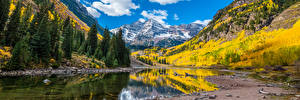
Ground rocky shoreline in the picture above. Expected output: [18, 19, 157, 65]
[0, 57, 148, 76]
[0, 67, 142, 76]
[163, 72, 299, 100]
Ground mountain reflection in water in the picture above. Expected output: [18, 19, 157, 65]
[0, 68, 222, 100]
[122, 68, 219, 99]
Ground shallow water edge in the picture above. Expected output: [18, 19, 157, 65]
[0, 67, 143, 76]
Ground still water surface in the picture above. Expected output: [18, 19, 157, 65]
[0, 68, 231, 100]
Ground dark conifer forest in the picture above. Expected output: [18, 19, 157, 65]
[0, 0, 130, 71]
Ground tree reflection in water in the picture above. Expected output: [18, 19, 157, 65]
[130, 68, 218, 94]
[0, 73, 130, 100]
[0, 68, 222, 100]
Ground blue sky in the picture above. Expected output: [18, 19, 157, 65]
[79, 0, 233, 29]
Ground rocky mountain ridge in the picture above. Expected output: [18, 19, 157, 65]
[111, 19, 205, 49]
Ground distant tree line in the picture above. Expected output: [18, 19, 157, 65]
[136, 55, 168, 66]
[136, 56, 154, 66]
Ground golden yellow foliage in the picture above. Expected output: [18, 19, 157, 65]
[228, 3, 249, 13]
[97, 34, 103, 40]
[131, 51, 139, 56]
[50, 0, 90, 32]
[20, 7, 26, 18]
[130, 68, 218, 94]
[213, 17, 232, 30]
[28, 14, 34, 22]
[48, 11, 55, 20]
[136, 19, 300, 68]
[9, 0, 16, 16]
[0, 48, 12, 58]
[71, 53, 105, 68]
[0, 47, 12, 67]
[49, 59, 56, 63]
[95, 64, 101, 69]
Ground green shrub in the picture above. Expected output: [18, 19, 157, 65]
[51, 63, 59, 69]
[221, 52, 240, 66]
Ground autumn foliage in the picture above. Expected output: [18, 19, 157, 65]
[133, 19, 300, 68]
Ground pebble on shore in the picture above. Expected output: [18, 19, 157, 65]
[225, 94, 232, 97]
[209, 95, 217, 99]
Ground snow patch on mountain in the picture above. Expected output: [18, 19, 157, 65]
[111, 19, 205, 48]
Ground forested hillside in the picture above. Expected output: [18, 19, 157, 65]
[0, 0, 130, 71]
[133, 0, 300, 68]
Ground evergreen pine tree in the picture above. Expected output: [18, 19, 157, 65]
[22, 33, 32, 66]
[6, 39, 31, 70]
[19, 5, 32, 38]
[105, 35, 117, 67]
[50, 13, 60, 58]
[73, 30, 80, 51]
[0, 0, 10, 32]
[63, 17, 70, 28]
[5, 2, 22, 46]
[78, 40, 87, 54]
[30, 30, 41, 63]
[6, 41, 24, 70]
[105, 51, 113, 67]
[77, 30, 85, 54]
[88, 24, 98, 55]
[86, 46, 91, 56]
[28, 5, 45, 36]
[30, 7, 50, 65]
[113, 59, 119, 67]
[78, 25, 98, 56]
[116, 28, 130, 66]
[116, 29, 124, 65]
[79, 31, 85, 46]
[94, 45, 103, 60]
[39, 18, 51, 64]
[62, 17, 73, 59]
[101, 28, 111, 58]
[124, 48, 131, 66]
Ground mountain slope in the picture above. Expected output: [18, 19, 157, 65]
[111, 19, 205, 49]
[49, 0, 90, 32]
[10, 0, 91, 33]
[133, 0, 300, 68]
[59, 0, 104, 33]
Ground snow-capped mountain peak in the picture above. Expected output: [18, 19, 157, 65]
[111, 19, 205, 49]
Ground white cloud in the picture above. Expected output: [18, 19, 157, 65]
[86, 7, 101, 18]
[82, 4, 87, 7]
[193, 19, 212, 25]
[149, 0, 184, 5]
[138, 18, 146, 23]
[141, 10, 169, 27]
[82, 0, 92, 5]
[92, 0, 139, 16]
[174, 14, 179, 20]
